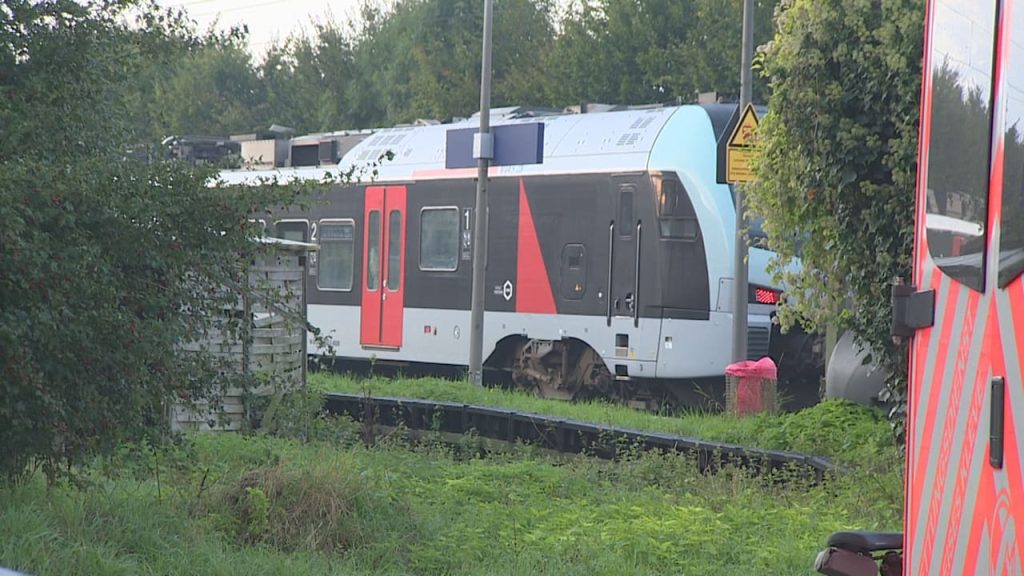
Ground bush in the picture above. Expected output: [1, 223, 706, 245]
[0, 1, 300, 481]
[749, 0, 925, 437]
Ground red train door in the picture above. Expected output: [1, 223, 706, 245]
[360, 186, 406, 348]
[906, 1, 1024, 573]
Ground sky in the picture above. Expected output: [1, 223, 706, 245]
[154, 0, 368, 56]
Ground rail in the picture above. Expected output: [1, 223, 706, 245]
[322, 392, 835, 481]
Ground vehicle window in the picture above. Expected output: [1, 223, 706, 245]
[387, 210, 402, 291]
[657, 177, 701, 241]
[275, 221, 307, 243]
[923, 0, 998, 291]
[420, 207, 459, 271]
[618, 188, 635, 238]
[367, 211, 381, 290]
[317, 221, 354, 291]
[1000, 3, 1024, 287]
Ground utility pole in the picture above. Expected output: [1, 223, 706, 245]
[731, 0, 754, 363]
[468, 0, 494, 386]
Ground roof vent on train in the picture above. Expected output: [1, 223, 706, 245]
[230, 125, 294, 169]
[288, 130, 374, 167]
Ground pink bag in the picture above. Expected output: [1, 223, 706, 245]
[725, 357, 778, 415]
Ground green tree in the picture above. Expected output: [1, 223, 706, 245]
[261, 21, 357, 134]
[0, 0, 300, 481]
[545, 0, 778, 107]
[151, 40, 266, 136]
[746, 0, 924, 430]
[308, 0, 558, 128]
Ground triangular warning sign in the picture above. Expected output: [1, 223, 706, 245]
[728, 103, 760, 147]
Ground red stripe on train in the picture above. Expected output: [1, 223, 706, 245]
[515, 178, 557, 314]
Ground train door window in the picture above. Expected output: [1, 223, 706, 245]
[560, 243, 587, 300]
[923, 0, 998, 291]
[367, 211, 381, 290]
[618, 187, 635, 238]
[386, 210, 402, 291]
[317, 220, 354, 291]
[275, 220, 308, 242]
[420, 207, 459, 271]
[1000, 2, 1024, 287]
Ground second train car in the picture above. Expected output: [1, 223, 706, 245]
[220, 103, 817, 406]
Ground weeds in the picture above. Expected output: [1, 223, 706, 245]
[0, 376, 903, 576]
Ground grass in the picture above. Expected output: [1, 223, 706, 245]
[0, 434, 902, 576]
[312, 372, 895, 464]
[0, 379, 904, 576]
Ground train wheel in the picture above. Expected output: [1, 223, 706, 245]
[510, 339, 613, 402]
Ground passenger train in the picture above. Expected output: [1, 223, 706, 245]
[218, 103, 819, 406]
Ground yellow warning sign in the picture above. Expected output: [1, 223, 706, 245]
[726, 103, 761, 183]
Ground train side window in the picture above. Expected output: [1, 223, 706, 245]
[420, 207, 459, 271]
[317, 220, 354, 291]
[386, 210, 402, 291]
[1000, 3, 1024, 287]
[275, 220, 308, 242]
[560, 243, 587, 300]
[367, 211, 381, 291]
[923, 0, 998, 291]
[618, 187, 635, 238]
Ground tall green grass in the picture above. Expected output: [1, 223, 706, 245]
[0, 378, 904, 576]
[0, 428, 902, 576]
[313, 372, 895, 463]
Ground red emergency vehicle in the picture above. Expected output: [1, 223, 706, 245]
[904, 0, 1024, 573]
[818, 1, 1023, 574]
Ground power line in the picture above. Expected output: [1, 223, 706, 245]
[191, 0, 297, 18]
[171, 0, 222, 8]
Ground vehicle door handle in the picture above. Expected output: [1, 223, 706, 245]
[991, 377, 1005, 469]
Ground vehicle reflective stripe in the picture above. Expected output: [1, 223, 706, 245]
[1001, 281, 1024, 475]
[950, 375, 999, 573]
[910, 276, 970, 574]
[919, 288, 982, 575]
[909, 268, 952, 538]
[1009, 278, 1024, 408]
[912, 268, 949, 473]
[942, 293, 996, 573]
[959, 287, 1024, 575]
[908, 3, 938, 564]
[906, 264, 942, 568]
[934, 292, 989, 575]
[963, 423, 1023, 575]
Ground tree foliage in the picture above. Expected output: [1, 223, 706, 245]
[139, 0, 781, 133]
[0, 0, 301, 481]
[747, 0, 924, 428]
[545, 0, 777, 106]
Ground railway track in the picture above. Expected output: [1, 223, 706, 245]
[322, 392, 835, 482]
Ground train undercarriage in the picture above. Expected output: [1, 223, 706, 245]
[485, 329, 824, 411]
